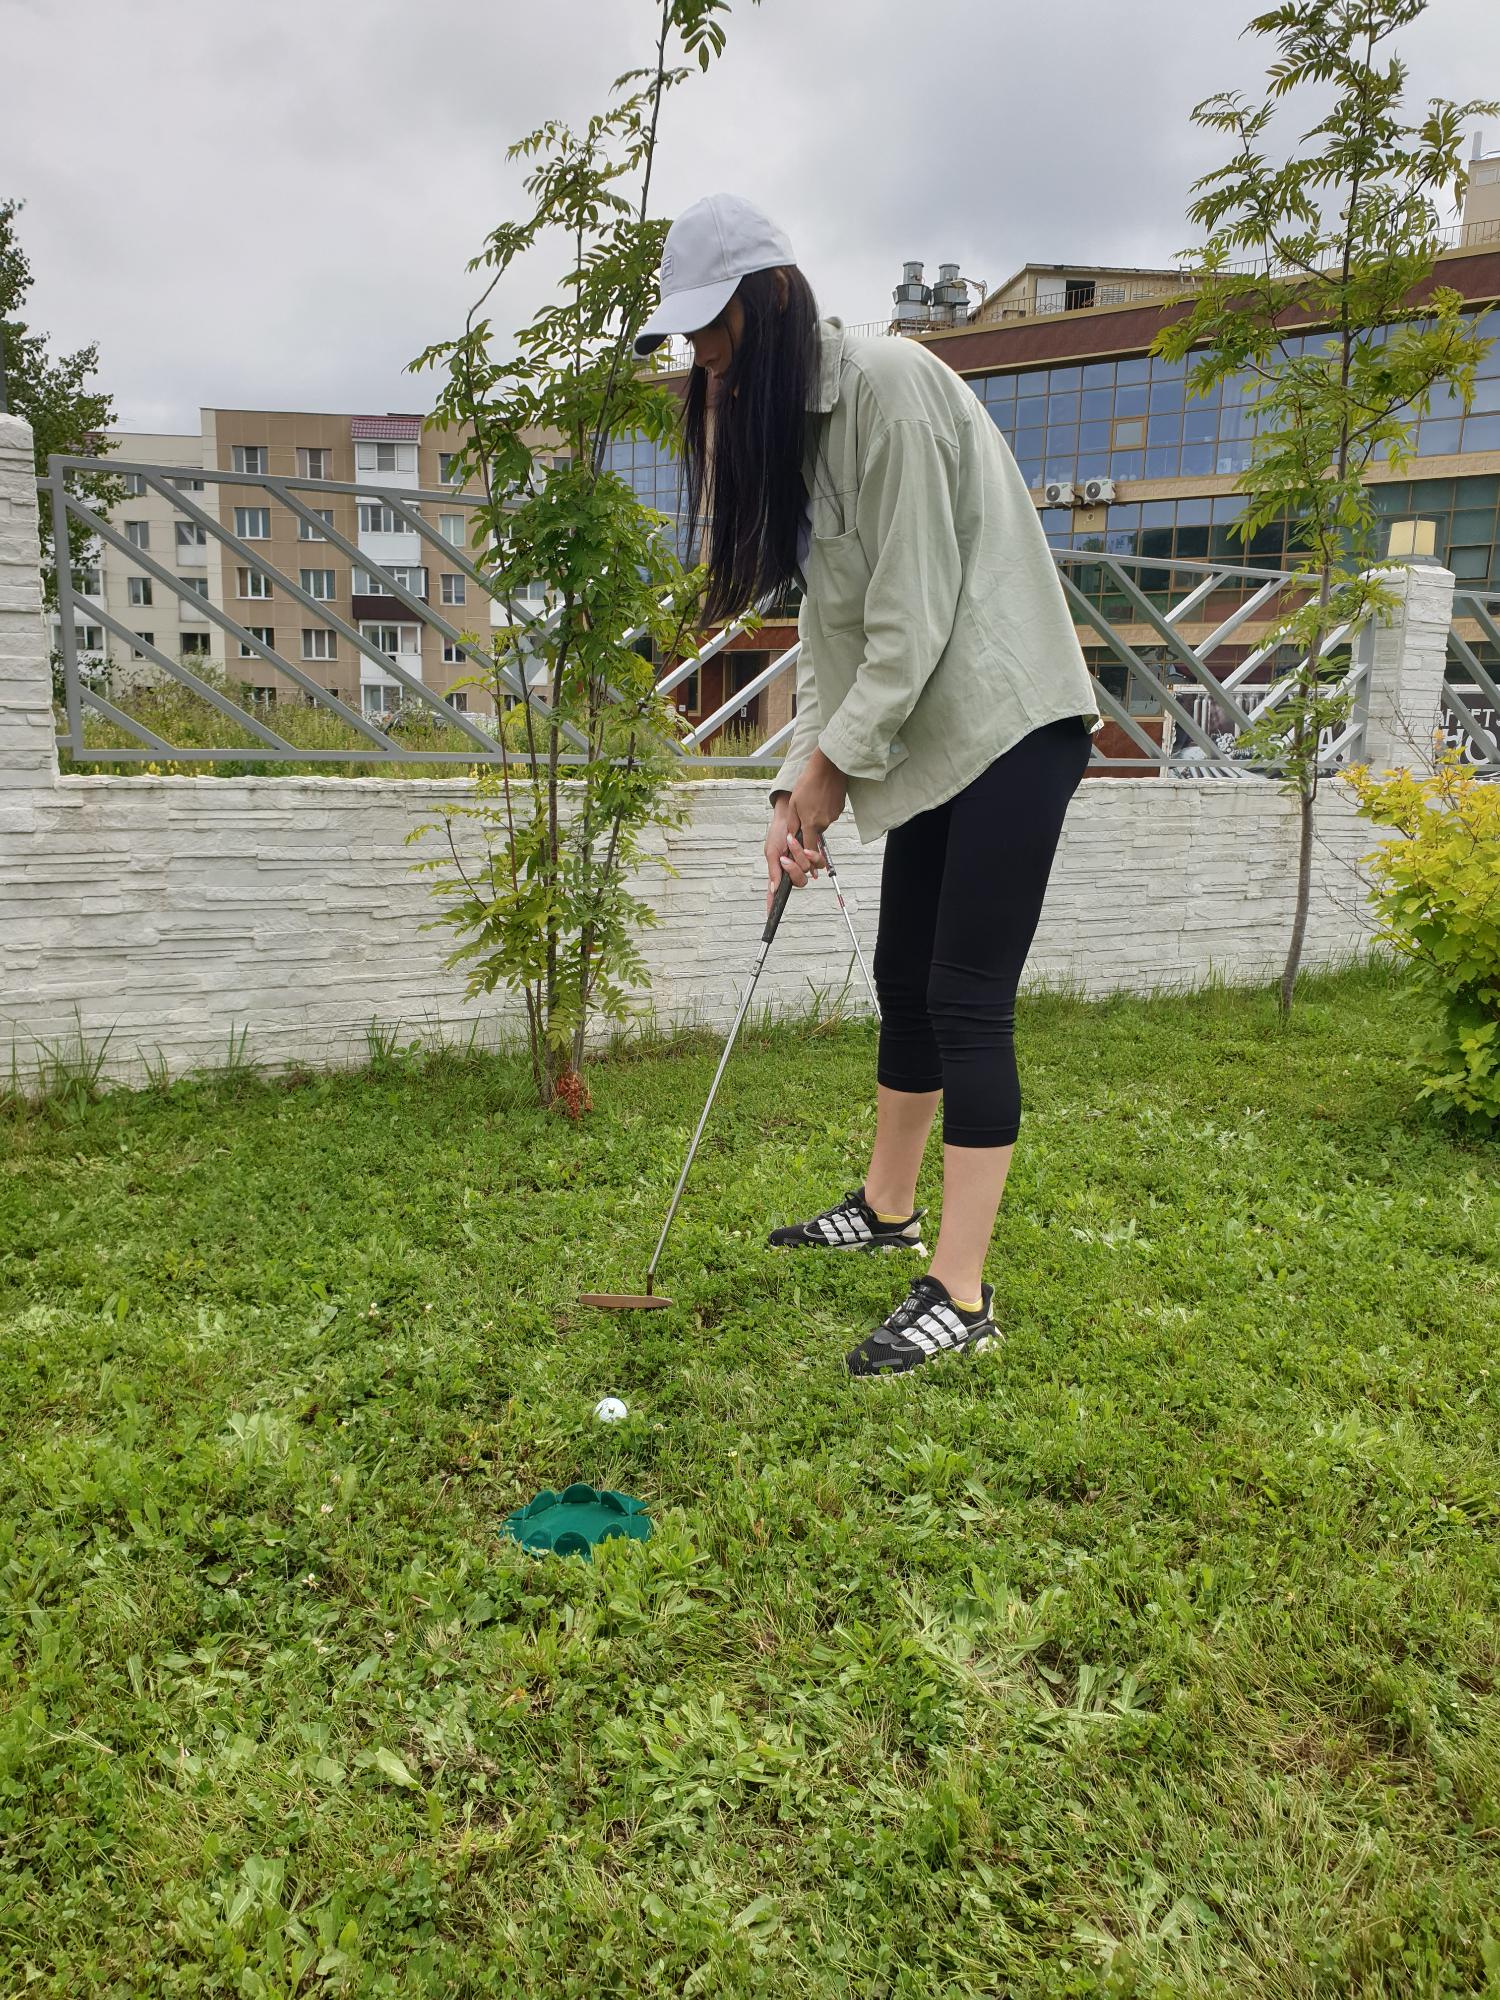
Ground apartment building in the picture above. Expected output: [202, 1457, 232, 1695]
[72, 412, 563, 717]
[200, 408, 562, 719]
[59, 430, 212, 674]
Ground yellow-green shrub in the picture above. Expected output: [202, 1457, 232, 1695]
[1346, 750, 1500, 1128]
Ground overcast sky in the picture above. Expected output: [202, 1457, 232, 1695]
[3, 0, 1498, 436]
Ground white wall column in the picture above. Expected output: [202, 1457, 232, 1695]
[0, 413, 58, 815]
[1354, 560, 1457, 775]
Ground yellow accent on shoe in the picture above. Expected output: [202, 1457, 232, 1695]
[872, 1210, 910, 1225]
[951, 1295, 983, 1314]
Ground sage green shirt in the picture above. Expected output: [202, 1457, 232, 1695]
[770, 317, 1102, 842]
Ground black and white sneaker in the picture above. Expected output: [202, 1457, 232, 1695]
[846, 1275, 997, 1378]
[768, 1187, 927, 1255]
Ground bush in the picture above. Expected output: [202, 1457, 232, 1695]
[1346, 750, 1500, 1128]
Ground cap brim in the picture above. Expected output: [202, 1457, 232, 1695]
[633, 276, 740, 358]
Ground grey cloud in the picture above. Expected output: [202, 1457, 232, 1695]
[1, 0, 1495, 432]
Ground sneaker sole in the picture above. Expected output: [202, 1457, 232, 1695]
[769, 1238, 928, 1256]
[848, 1328, 1000, 1379]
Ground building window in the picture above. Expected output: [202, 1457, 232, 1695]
[73, 566, 102, 596]
[128, 577, 153, 607]
[442, 639, 467, 664]
[131, 633, 155, 659]
[441, 572, 465, 605]
[302, 629, 338, 660]
[123, 472, 147, 496]
[359, 622, 420, 657]
[237, 567, 273, 599]
[125, 520, 150, 549]
[232, 445, 268, 474]
[357, 502, 412, 535]
[182, 631, 211, 656]
[171, 475, 206, 493]
[176, 522, 208, 554]
[361, 683, 396, 718]
[353, 564, 427, 598]
[238, 626, 275, 658]
[300, 568, 336, 599]
[673, 669, 700, 714]
[297, 446, 330, 480]
[235, 507, 270, 540]
[355, 442, 414, 475]
[182, 575, 210, 601]
[299, 509, 334, 541]
[1111, 415, 1147, 451]
[245, 686, 277, 707]
[77, 625, 104, 652]
[439, 512, 465, 546]
[439, 451, 462, 484]
[446, 689, 468, 712]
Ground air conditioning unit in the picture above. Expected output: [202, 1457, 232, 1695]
[1043, 480, 1076, 507]
[1081, 477, 1117, 505]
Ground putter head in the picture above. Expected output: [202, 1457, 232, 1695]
[579, 1292, 674, 1311]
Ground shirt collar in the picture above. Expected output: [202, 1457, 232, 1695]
[807, 316, 846, 414]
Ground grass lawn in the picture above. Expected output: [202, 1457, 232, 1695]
[2, 961, 1498, 1998]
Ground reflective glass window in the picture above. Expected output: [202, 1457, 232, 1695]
[1047, 392, 1081, 425]
[1425, 382, 1468, 420]
[1114, 384, 1149, 419]
[1175, 524, 1210, 559]
[1080, 421, 1111, 452]
[1447, 546, 1492, 580]
[1076, 450, 1111, 480]
[1017, 395, 1047, 428]
[1412, 478, 1456, 507]
[1147, 412, 1183, 445]
[1144, 445, 1179, 478]
[1049, 366, 1083, 393]
[1462, 413, 1500, 452]
[1456, 474, 1499, 506]
[1417, 419, 1463, 456]
[1179, 443, 1217, 477]
[1081, 361, 1115, 388]
[1451, 507, 1497, 542]
[1149, 380, 1185, 413]
[1081, 389, 1114, 422]
[1469, 377, 1500, 413]
[1141, 501, 1176, 527]
[1183, 407, 1218, 444]
[1217, 443, 1254, 475]
[1115, 356, 1151, 385]
[1112, 415, 1147, 450]
[1108, 452, 1144, 482]
[1150, 353, 1186, 378]
[1015, 426, 1046, 459]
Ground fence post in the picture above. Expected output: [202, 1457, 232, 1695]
[0, 413, 57, 805]
[1351, 559, 1456, 775]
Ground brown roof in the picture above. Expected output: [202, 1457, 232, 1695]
[350, 415, 424, 441]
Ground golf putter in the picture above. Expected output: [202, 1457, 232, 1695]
[580, 865, 797, 1310]
[818, 833, 880, 1019]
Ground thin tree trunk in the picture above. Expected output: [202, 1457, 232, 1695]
[1281, 768, 1316, 1016]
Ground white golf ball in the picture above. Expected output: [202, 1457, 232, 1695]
[593, 1397, 628, 1423]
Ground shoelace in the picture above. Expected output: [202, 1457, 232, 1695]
[887, 1276, 950, 1332]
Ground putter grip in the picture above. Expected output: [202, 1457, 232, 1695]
[762, 866, 795, 943]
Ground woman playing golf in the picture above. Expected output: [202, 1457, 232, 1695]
[635, 194, 1101, 1379]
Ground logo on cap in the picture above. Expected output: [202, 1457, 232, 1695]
[661, 251, 675, 282]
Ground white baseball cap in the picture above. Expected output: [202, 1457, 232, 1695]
[634, 193, 795, 357]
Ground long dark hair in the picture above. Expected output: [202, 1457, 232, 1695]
[680, 265, 820, 628]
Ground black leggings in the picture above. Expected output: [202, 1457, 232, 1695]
[874, 715, 1091, 1148]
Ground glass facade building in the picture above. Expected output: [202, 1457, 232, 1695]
[609, 307, 1500, 588]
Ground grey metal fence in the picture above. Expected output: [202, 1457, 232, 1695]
[1444, 586, 1500, 773]
[44, 452, 1375, 777]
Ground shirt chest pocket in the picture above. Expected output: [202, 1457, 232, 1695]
[806, 524, 870, 635]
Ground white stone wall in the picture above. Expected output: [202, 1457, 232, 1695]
[0, 411, 1435, 1088]
[0, 767, 1383, 1085]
